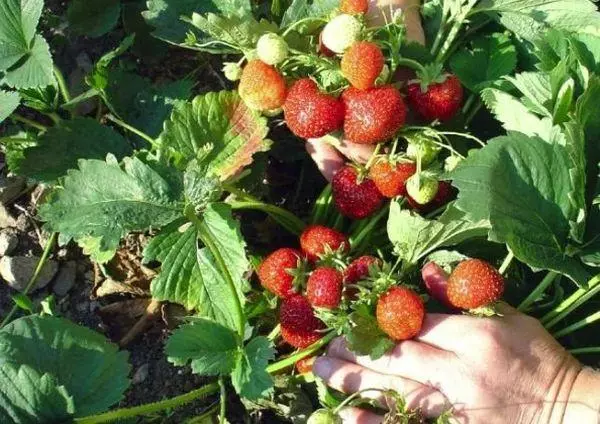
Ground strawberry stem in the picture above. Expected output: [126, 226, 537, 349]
[106, 114, 159, 149]
[364, 143, 382, 170]
[349, 204, 390, 252]
[266, 331, 336, 373]
[517, 272, 559, 312]
[395, 57, 427, 76]
[552, 310, 600, 339]
[498, 251, 514, 275]
[311, 184, 333, 225]
[219, 377, 227, 423]
[569, 347, 600, 355]
[541, 273, 600, 329]
[9, 114, 48, 132]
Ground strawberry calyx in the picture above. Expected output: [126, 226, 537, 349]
[410, 63, 447, 92]
[287, 256, 310, 293]
[467, 303, 504, 317]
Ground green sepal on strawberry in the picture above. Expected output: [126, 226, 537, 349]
[257, 248, 307, 298]
[406, 63, 464, 122]
[332, 165, 384, 219]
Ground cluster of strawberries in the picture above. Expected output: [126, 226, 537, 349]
[235, 0, 463, 221]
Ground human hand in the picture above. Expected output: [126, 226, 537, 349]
[313, 264, 600, 423]
[307, 0, 425, 182]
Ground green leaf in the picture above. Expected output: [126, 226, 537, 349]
[281, 0, 337, 28]
[449, 33, 517, 92]
[387, 201, 490, 267]
[142, 0, 251, 45]
[3, 34, 54, 89]
[166, 318, 240, 375]
[39, 156, 184, 263]
[0, 90, 19, 124]
[231, 337, 274, 400]
[10, 117, 133, 182]
[145, 204, 249, 330]
[104, 68, 193, 145]
[346, 309, 394, 360]
[158, 91, 270, 180]
[19, 85, 58, 113]
[481, 88, 556, 140]
[505, 72, 553, 117]
[562, 121, 587, 243]
[0, 315, 130, 418]
[190, 13, 278, 53]
[0, 364, 74, 424]
[67, 0, 121, 37]
[449, 133, 591, 286]
[0, 0, 43, 70]
[475, 0, 600, 42]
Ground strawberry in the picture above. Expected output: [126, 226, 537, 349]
[222, 62, 242, 82]
[256, 33, 289, 65]
[405, 135, 441, 166]
[318, 32, 336, 57]
[321, 14, 362, 54]
[447, 259, 504, 309]
[407, 180, 456, 214]
[332, 166, 384, 219]
[296, 356, 316, 374]
[344, 255, 381, 285]
[300, 225, 349, 262]
[307, 267, 344, 309]
[407, 74, 464, 122]
[368, 160, 416, 198]
[284, 79, 345, 139]
[342, 85, 406, 144]
[280, 294, 324, 348]
[341, 41, 384, 90]
[257, 248, 303, 298]
[340, 0, 369, 15]
[405, 174, 439, 205]
[376, 286, 425, 341]
[239, 60, 287, 112]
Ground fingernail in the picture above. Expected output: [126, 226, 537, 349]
[313, 357, 332, 379]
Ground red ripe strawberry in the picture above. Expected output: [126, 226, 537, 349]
[284, 78, 345, 139]
[239, 60, 287, 112]
[447, 259, 504, 309]
[307, 267, 344, 309]
[368, 160, 416, 198]
[300, 225, 349, 262]
[332, 166, 384, 220]
[376, 286, 425, 341]
[257, 248, 303, 298]
[407, 180, 456, 214]
[342, 85, 406, 144]
[280, 294, 324, 348]
[407, 74, 463, 122]
[295, 356, 316, 374]
[340, 0, 369, 14]
[344, 255, 381, 284]
[341, 41, 384, 90]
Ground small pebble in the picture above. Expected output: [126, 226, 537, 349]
[53, 261, 77, 297]
[0, 229, 18, 256]
[0, 256, 58, 292]
[132, 363, 150, 384]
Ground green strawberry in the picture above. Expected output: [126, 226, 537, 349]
[307, 409, 342, 424]
[222, 62, 243, 81]
[321, 14, 362, 54]
[445, 155, 462, 172]
[256, 33, 289, 65]
[406, 174, 439, 205]
[406, 135, 441, 166]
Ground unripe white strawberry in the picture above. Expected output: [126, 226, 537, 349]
[406, 174, 439, 205]
[321, 14, 362, 54]
[445, 155, 462, 172]
[406, 137, 441, 166]
[222, 62, 243, 81]
[256, 33, 289, 65]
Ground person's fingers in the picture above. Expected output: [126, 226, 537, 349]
[421, 262, 452, 307]
[338, 407, 383, 424]
[326, 337, 454, 389]
[306, 138, 345, 182]
[367, 0, 426, 45]
[336, 139, 376, 164]
[313, 356, 449, 417]
[416, 313, 483, 352]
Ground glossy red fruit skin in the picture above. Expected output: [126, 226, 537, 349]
[340, 0, 369, 14]
[284, 79, 345, 139]
[369, 161, 417, 198]
[332, 166, 384, 220]
[239, 60, 287, 111]
[341, 41, 384, 90]
[447, 259, 505, 309]
[407, 75, 464, 122]
[296, 356, 316, 374]
[280, 295, 324, 348]
[307, 267, 344, 309]
[407, 181, 456, 214]
[376, 286, 425, 341]
[257, 248, 302, 298]
[344, 256, 381, 284]
[300, 225, 349, 262]
[342, 85, 407, 144]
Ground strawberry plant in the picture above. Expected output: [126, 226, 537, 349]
[0, 0, 600, 422]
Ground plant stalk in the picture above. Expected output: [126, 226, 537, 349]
[541, 274, 600, 329]
[553, 311, 600, 339]
[218, 377, 227, 423]
[350, 205, 390, 252]
[311, 184, 333, 225]
[266, 332, 336, 374]
[0, 232, 57, 328]
[10, 114, 47, 132]
[569, 347, 600, 355]
[105, 114, 158, 149]
[518, 272, 559, 312]
[228, 200, 306, 235]
[498, 251, 514, 275]
[53, 65, 72, 103]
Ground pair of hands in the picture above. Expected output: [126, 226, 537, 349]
[313, 265, 600, 423]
